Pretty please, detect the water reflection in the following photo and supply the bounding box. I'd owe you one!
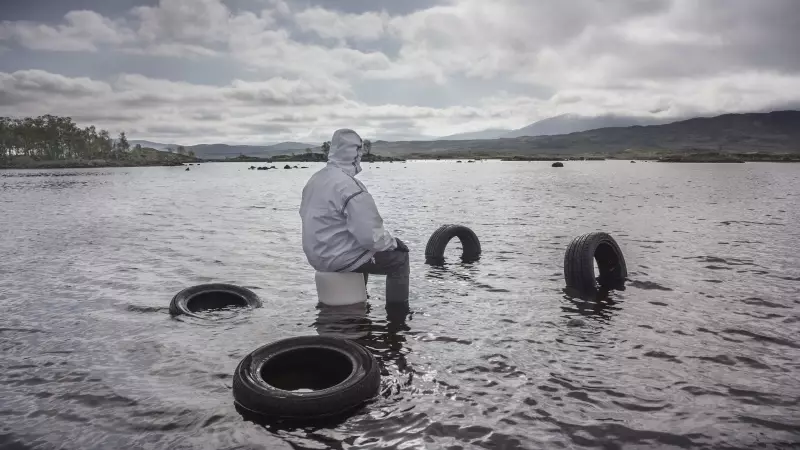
[312,302,371,340]
[561,287,624,325]
[426,262,511,293]
[312,301,413,386]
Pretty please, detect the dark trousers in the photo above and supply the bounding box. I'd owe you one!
[352,250,410,304]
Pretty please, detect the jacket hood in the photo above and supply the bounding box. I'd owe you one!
[328,129,363,176]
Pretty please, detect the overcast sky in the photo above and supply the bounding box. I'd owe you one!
[1,0,799,144]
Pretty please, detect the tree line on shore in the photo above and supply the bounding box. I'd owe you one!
[0,114,194,162]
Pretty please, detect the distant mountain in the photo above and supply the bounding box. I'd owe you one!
[437,129,510,141]
[130,140,315,159]
[187,142,315,159]
[433,114,670,141]
[130,140,175,151]
[503,114,670,138]
[370,110,800,158]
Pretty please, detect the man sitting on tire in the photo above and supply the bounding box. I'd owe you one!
[299,128,410,304]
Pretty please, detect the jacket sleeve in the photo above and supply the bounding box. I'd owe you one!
[343,190,396,252]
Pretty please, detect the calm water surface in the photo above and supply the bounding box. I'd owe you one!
[1,161,799,449]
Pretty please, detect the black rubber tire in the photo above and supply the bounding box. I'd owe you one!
[232,336,380,421]
[564,232,627,293]
[425,224,482,264]
[169,283,262,317]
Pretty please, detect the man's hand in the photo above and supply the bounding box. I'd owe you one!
[394,238,409,252]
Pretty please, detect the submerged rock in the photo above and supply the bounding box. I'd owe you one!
[552,162,564,168]
[284,165,292,169]
[567,318,586,327]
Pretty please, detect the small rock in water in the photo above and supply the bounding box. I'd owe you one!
[567,318,586,327]
[284,165,292,169]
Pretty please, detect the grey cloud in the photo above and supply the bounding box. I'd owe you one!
[223,79,348,106]
[136,123,223,135]
[190,111,225,121]
[0,69,110,100]
[233,122,292,134]
[283,0,449,16]
[1,0,800,143]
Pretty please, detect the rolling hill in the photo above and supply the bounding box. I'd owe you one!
[130,140,315,159]
[371,110,800,158]
[436,114,670,141]
[503,113,670,138]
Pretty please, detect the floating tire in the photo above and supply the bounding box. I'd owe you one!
[232,336,380,421]
[169,283,262,316]
[425,224,481,264]
[564,232,627,293]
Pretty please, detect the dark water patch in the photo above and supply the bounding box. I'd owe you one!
[612,400,670,412]
[555,421,697,448]
[732,311,785,321]
[0,328,44,334]
[689,354,737,366]
[628,280,673,291]
[643,351,681,363]
[687,256,758,267]
[419,335,473,345]
[728,388,799,407]
[125,305,170,313]
[719,220,784,226]
[735,356,770,370]
[682,385,725,397]
[740,297,789,309]
[722,329,799,349]
[738,415,800,432]
[59,392,138,408]
[773,275,800,282]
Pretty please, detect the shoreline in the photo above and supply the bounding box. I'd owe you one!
[3,155,799,170]
[0,159,194,170]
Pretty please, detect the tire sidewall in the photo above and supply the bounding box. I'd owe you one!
[233,337,380,420]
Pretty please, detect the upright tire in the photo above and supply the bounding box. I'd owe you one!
[425,224,481,264]
[564,232,627,293]
[169,283,262,317]
[232,336,380,421]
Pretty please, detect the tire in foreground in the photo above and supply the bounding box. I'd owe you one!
[232,336,380,421]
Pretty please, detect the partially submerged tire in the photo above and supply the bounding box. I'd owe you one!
[564,232,627,293]
[425,224,481,264]
[232,336,380,421]
[169,283,262,316]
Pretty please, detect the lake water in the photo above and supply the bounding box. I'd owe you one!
[1,161,799,449]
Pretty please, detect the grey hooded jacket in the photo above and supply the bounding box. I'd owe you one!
[299,129,397,272]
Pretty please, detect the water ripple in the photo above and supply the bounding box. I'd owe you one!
[1,162,799,449]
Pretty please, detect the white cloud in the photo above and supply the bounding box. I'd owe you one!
[0,10,133,51]
[294,7,388,42]
[132,0,234,44]
[0,0,799,142]
[0,69,112,101]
